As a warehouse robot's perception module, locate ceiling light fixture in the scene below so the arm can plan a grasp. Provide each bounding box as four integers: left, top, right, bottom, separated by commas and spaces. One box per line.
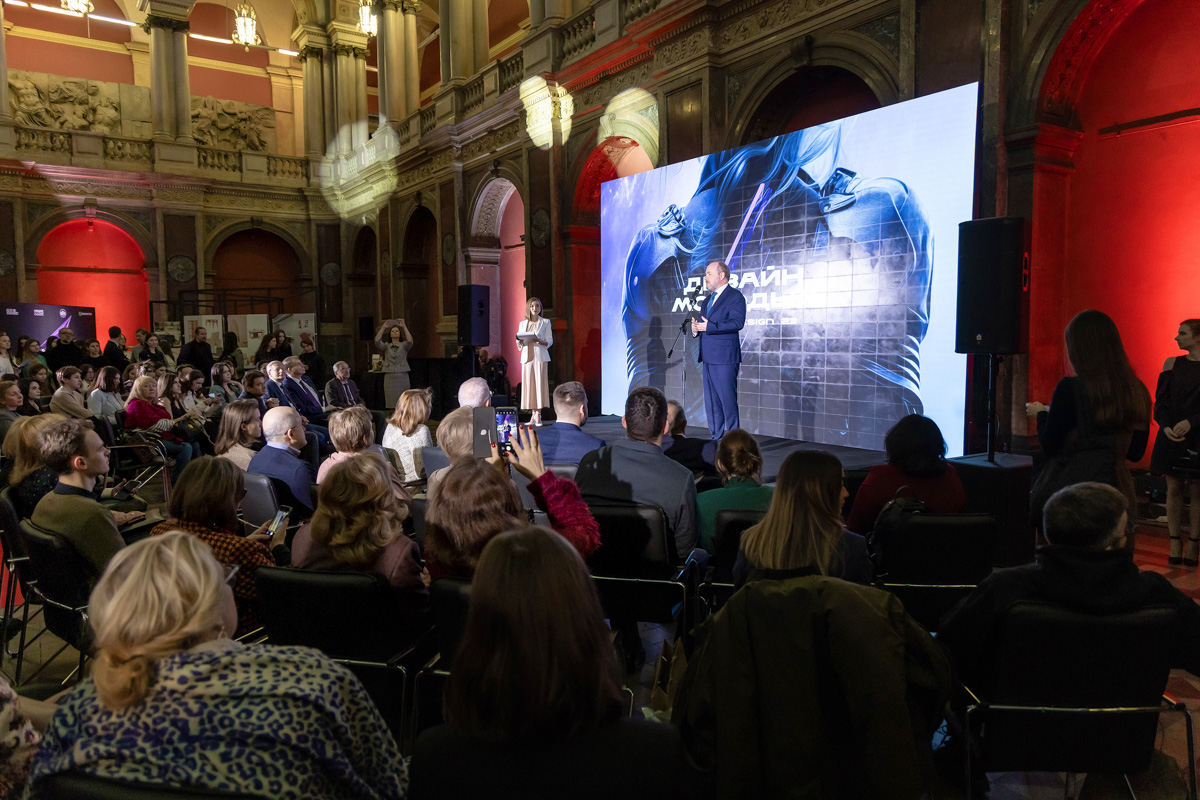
231, 2, 259, 50
358, 0, 377, 37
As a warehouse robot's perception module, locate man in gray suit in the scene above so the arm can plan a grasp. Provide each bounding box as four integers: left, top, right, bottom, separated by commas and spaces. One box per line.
575, 386, 698, 561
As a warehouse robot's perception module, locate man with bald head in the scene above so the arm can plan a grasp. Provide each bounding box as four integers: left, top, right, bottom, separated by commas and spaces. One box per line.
247, 406, 315, 517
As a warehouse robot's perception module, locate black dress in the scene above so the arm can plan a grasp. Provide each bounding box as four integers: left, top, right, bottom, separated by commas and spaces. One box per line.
1150, 357, 1200, 476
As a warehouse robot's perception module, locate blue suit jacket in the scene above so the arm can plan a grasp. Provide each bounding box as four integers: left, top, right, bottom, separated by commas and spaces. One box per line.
284, 375, 324, 418
537, 421, 605, 466
267, 380, 293, 408
247, 444, 315, 514
698, 286, 747, 365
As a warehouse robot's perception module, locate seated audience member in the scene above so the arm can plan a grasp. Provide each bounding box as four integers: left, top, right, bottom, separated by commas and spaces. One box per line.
457, 376, 491, 409
150, 457, 288, 637
696, 429, 774, 554
381, 387, 434, 482
410, 526, 694, 799
939, 481, 1200, 696
102, 325, 128, 372
27, 365, 52, 398
119, 364, 139, 396
576, 387, 698, 561
87, 367, 124, 426
317, 406, 410, 501
28, 532, 409, 798
272, 329, 293, 358
267, 360, 329, 448
732, 450, 873, 586
47, 329, 81, 371
0, 673, 42, 793
672, 542, 950, 799
127, 328, 149, 363
214, 399, 261, 471
298, 337, 327, 385
137, 333, 168, 366
30, 419, 126, 577
845, 413, 966, 535
537, 381, 604, 465
0, 331, 15, 379
124, 376, 200, 481
49, 367, 95, 423
661, 400, 718, 477
181, 369, 219, 420
425, 427, 600, 580
79, 364, 97, 394
156, 338, 177, 371
292, 456, 426, 614
248, 406, 316, 516
209, 362, 242, 408
15, 378, 42, 417
218, 331, 244, 376
17, 338, 45, 380
283, 356, 334, 423
0, 380, 21, 442
81, 338, 107, 372
3, 414, 68, 519
427, 405, 474, 496
325, 360, 364, 408
176, 327, 214, 384
237, 369, 276, 417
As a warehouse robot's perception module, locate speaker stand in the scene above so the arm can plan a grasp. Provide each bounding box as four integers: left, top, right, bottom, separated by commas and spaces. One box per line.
987, 353, 1003, 464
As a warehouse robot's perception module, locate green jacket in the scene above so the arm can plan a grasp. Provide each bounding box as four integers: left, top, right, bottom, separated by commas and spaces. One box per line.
673, 573, 951, 799
695, 478, 774, 554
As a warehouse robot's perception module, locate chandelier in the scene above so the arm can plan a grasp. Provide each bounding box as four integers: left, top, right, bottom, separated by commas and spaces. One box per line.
358, 0, 377, 37
60, 0, 94, 13
231, 2, 260, 49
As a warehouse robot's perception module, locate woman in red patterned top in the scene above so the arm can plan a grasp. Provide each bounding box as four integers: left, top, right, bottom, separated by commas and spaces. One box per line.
425, 426, 600, 580
150, 456, 288, 636
123, 376, 200, 481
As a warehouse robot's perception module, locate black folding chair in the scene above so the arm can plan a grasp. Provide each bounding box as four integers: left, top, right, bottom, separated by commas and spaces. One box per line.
31, 772, 266, 799
0, 487, 42, 682
546, 463, 578, 481
16, 520, 93, 685
874, 512, 997, 632
704, 508, 766, 612
240, 473, 284, 528
254, 566, 433, 746
964, 601, 1197, 799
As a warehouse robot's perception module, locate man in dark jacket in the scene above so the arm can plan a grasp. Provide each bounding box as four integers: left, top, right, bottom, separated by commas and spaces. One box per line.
939, 481, 1200, 695
102, 326, 129, 372
661, 400, 717, 477
538, 381, 604, 465
248, 406, 315, 517
177, 327, 214, 385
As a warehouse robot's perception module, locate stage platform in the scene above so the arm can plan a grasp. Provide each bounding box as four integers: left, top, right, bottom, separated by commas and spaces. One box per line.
579, 415, 886, 483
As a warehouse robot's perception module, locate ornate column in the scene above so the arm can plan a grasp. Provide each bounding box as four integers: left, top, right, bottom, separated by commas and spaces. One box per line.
321, 47, 337, 150
172, 24, 193, 143
333, 43, 355, 155
402, 0, 420, 114
472, 0, 488, 72
298, 46, 325, 157
0, 2, 12, 122
143, 15, 180, 139
378, 0, 404, 125
449, 0, 473, 79
353, 47, 369, 147
438, 0, 451, 84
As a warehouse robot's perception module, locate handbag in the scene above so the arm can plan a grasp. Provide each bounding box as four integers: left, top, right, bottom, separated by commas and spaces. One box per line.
869, 490, 931, 579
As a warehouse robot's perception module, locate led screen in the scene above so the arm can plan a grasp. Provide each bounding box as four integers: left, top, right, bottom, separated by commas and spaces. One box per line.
600, 83, 978, 454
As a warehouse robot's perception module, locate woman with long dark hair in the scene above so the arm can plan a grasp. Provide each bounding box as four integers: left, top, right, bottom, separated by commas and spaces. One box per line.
1150, 318, 1200, 566
16, 377, 43, 416
733, 450, 873, 586
219, 331, 244, 375
409, 526, 692, 797
1026, 310, 1151, 544
87, 366, 125, 425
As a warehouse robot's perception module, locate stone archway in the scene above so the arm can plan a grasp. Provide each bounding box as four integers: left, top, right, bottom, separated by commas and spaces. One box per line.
400, 205, 441, 356
467, 177, 524, 363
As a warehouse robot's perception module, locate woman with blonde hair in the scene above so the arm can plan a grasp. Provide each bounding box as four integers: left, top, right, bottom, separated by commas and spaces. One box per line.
381, 386, 434, 482
734, 450, 872, 586
516, 296, 552, 426
425, 426, 599, 580
124, 375, 199, 480
28, 532, 409, 798
317, 406, 411, 501
213, 399, 261, 471
293, 456, 426, 614
426, 404, 475, 497
696, 429, 774, 554
1, 413, 67, 519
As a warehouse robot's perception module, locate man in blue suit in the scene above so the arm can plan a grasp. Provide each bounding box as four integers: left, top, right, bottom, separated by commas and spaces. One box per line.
538, 381, 605, 465
282, 356, 333, 425
248, 406, 315, 517
691, 260, 746, 439
266, 360, 329, 449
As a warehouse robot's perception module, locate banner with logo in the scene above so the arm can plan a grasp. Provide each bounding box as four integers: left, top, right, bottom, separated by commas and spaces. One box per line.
1, 301, 98, 345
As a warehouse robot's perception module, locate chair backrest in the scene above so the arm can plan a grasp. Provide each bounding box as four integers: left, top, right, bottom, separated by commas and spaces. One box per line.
546, 463, 578, 481
711, 508, 767, 582
240, 472, 279, 527
430, 577, 471, 665
421, 446, 449, 476
0, 487, 34, 596
875, 512, 997, 584
32, 772, 265, 800
382, 446, 405, 476
586, 503, 673, 571
253, 566, 419, 662
983, 600, 1179, 773
17, 519, 93, 646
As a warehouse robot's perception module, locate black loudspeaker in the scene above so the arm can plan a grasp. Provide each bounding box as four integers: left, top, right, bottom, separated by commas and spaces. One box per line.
956, 217, 1031, 354
457, 284, 490, 347
358, 317, 374, 341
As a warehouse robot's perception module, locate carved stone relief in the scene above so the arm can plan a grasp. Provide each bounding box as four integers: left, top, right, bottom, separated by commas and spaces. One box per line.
191, 97, 277, 152
25, 201, 59, 229
7, 70, 150, 139
852, 12, 900, 61
727, 67, 758, 114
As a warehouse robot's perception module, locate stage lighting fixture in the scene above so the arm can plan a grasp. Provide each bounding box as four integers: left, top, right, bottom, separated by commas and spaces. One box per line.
59, 0, 92, 13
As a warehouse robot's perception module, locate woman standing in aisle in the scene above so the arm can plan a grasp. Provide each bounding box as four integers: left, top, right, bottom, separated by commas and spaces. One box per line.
1150, 318, 1200, 566
517, 297, 552, 427
374, 318, 414, 410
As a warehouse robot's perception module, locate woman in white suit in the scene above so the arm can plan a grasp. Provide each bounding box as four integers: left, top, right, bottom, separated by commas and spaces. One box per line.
517, 297, 552, 426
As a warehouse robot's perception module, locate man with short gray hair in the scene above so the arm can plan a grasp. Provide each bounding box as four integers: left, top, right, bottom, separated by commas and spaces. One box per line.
538, 381, 605, 464
325, 361, 364, 409
248, 406, 315, 516
457, 377, 491, 409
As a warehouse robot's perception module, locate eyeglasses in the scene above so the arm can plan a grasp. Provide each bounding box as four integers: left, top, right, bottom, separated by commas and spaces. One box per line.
223, 564, 240, 585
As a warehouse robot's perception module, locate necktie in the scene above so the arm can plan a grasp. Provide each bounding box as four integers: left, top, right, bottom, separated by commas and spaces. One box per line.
303, 380, 321, 407
342, 382, 351, 404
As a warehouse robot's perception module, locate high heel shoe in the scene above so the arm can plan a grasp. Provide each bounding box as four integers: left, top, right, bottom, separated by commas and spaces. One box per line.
1185, 536, 1200, 568
1169, 535, 1183, 566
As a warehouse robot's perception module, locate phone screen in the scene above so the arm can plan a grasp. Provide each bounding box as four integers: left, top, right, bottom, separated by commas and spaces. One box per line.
494, 409, 519, 454
267, 509, 288, 535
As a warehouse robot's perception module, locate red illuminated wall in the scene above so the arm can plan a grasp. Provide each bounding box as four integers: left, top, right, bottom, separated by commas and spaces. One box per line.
35, 219, 149, 341
1031, 0, 1200, 463
6, 0, 133, 85
210, 229, 307, 312
187, 2, 272, 107
498, 191, 526, 382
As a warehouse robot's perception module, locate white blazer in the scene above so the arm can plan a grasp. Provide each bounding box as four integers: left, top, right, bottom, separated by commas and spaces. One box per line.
518, 317, 553, 364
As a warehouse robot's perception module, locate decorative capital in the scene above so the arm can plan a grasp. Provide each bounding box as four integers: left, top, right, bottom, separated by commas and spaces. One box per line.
352, 46, 369, 59
332, 43, 357, 57
297, 45, 324, 61
378, 0, 404, 10
142, 14, 190, 33
401, 0, 420, 13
